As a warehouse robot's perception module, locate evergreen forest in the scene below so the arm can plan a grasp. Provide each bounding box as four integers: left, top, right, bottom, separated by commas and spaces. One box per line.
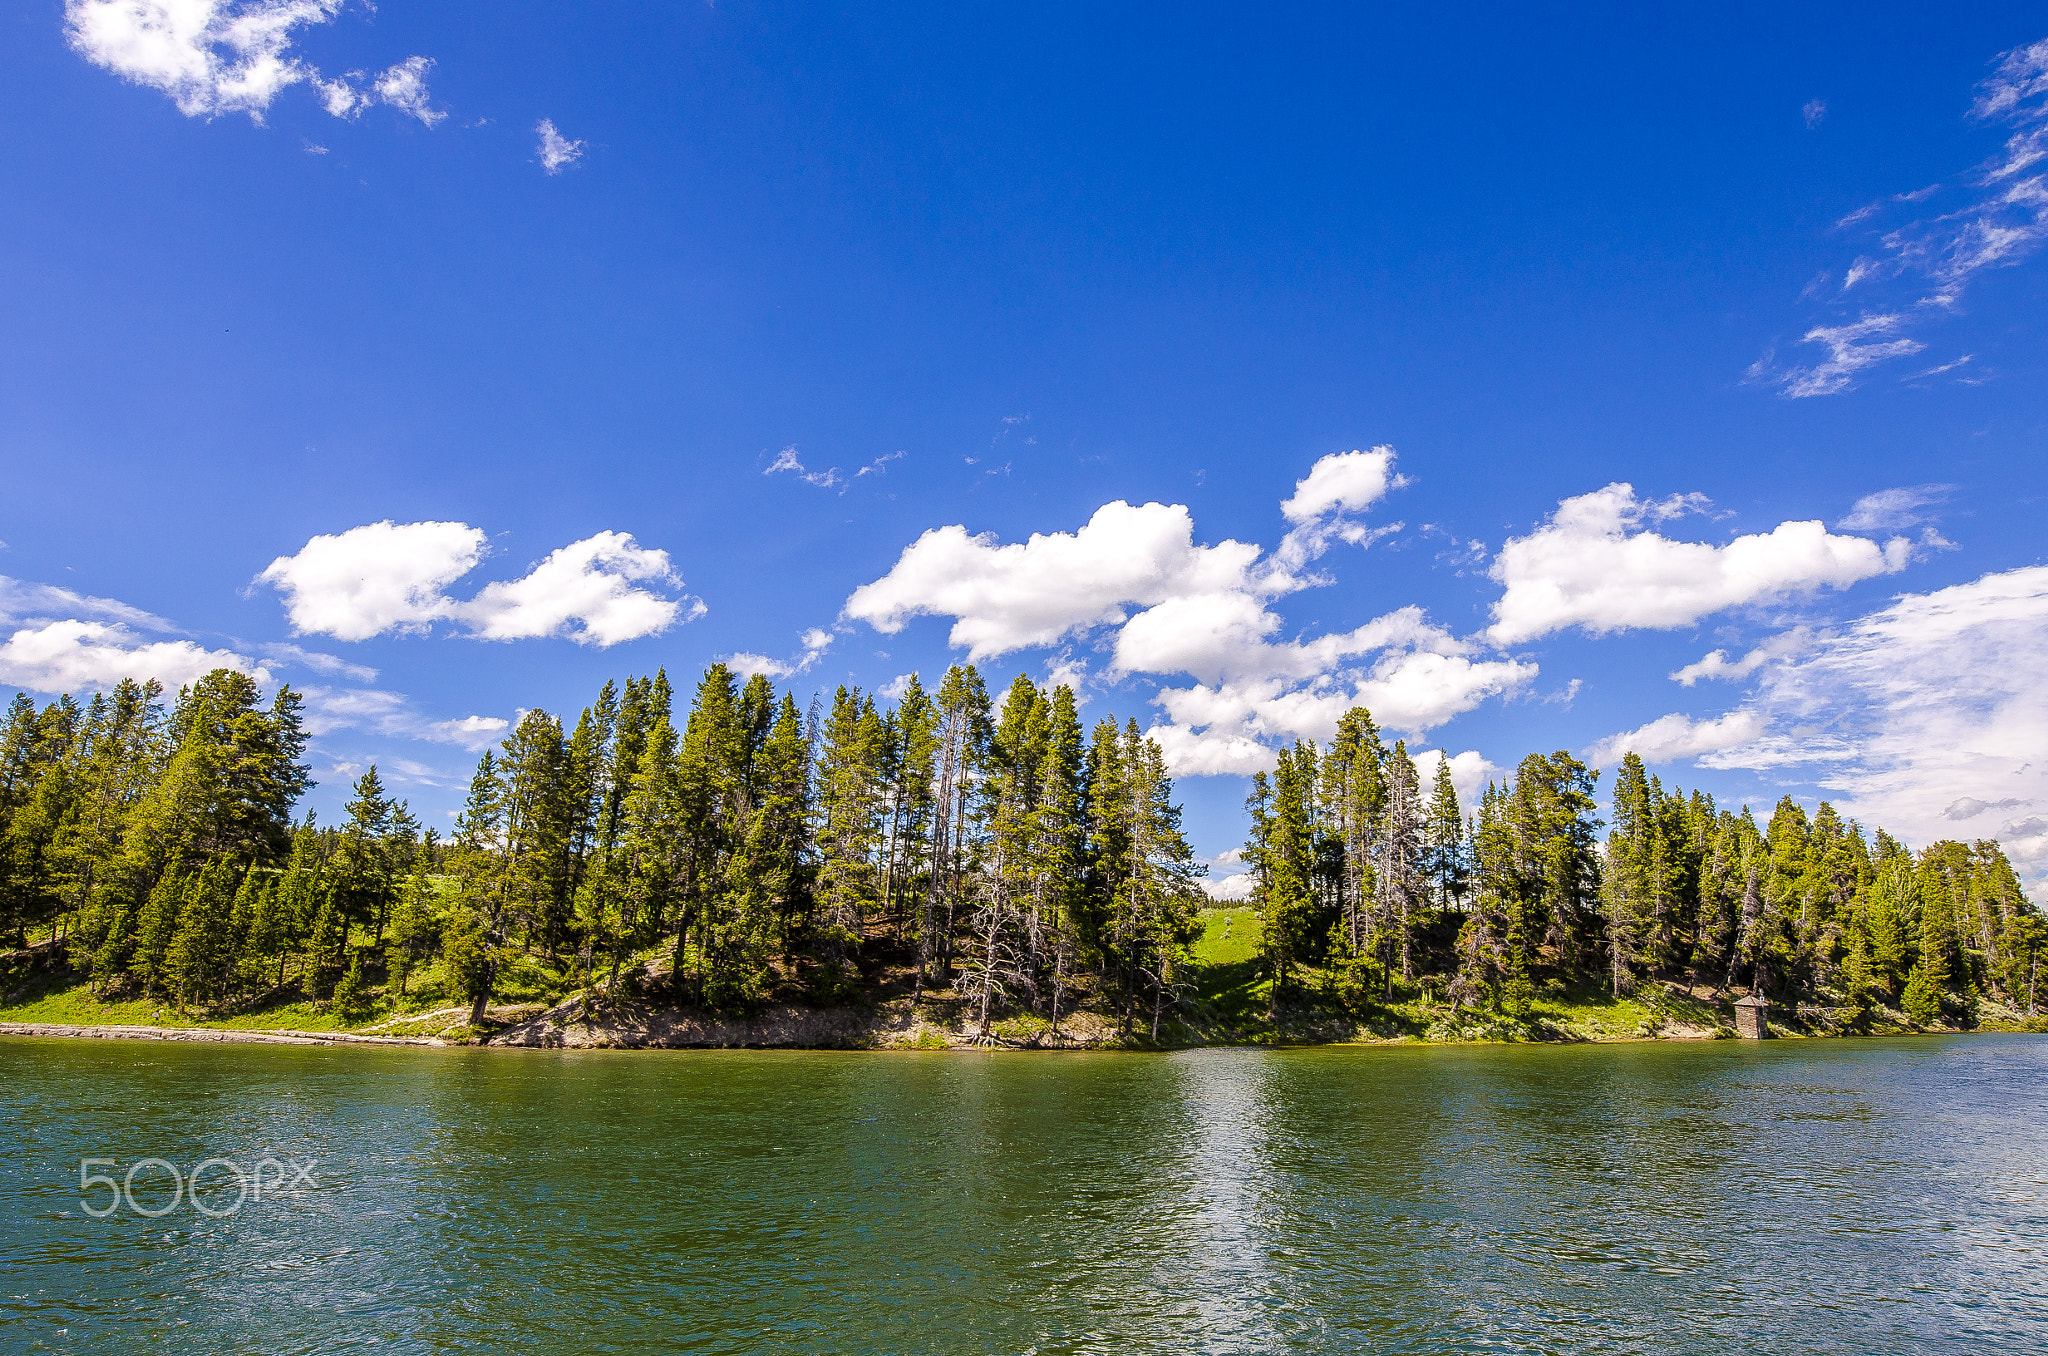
0, 664, 2042, 1043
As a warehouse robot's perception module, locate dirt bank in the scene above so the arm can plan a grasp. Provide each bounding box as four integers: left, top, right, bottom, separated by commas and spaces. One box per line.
0, 1021, 447, 1048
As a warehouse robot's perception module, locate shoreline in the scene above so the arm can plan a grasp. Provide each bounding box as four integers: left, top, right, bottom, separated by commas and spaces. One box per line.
1, 1016, 2021, 1053
0, 1021, 447, 1048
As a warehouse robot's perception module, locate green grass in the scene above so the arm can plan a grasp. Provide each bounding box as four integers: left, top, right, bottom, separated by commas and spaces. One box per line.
1190, 906, 1260, 967
0, 979, 348, 1032
0, 935, 612, 1036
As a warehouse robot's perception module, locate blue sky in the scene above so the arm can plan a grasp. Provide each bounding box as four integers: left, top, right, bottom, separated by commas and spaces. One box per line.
4, 2, 2047, 891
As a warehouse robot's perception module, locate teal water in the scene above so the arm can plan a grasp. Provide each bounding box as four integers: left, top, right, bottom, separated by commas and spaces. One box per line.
2, 1036, 2044, 1354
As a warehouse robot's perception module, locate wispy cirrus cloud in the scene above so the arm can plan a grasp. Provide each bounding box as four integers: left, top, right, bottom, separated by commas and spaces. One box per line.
1693, 565, 2048, 887
1837, 483, 1955, 532
0, 575, 176, 632
300, 685, 509, 752
1754, 34, 2048, 396
765, 446, 906, 493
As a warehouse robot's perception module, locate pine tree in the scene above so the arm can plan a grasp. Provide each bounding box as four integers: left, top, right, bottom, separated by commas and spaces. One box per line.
923, 665, 990, 993
166, 858, 239, 1009
134, 870, 183, 1000
329, 766, 398, 941
1250, 744, 1315, 1016
386, 839, 441, 998
1032, 684, 1088, 1035
814, 686, 885, 977
1423, 756, 1467, 909
1902, 958, 1944, 1027
305, 889, 347, 1001
332, 949, 374, 1026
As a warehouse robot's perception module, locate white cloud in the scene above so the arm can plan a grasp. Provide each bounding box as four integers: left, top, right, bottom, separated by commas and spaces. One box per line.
847, 451, 1533, 777
299, 686, 508, 752
1411, 747, 1501, 806
65, 1, 441, 126
1757, 35, 2048, 394
1487, 483, 1907, 644
257, 641, 377, 682
1838, 484, 1955, 531
847, 499, 1268, 660
1803, 98, 1827, 129
373, 55, 443, 126
767, 446, 909, 493
258, 520, 483, 641
1772, 315, 1926, 398
463, 532, 691, 645
1700, 565, 2048, 889
765, 446, 844, 490
1973, 38, 2048, 123
1583, 710, 1766, 768
259, 522, 697, 647
1670, 629, 1811, 686
432, 714, 511, 749
1043, 652, 1090, 695
1275, 446, 1408, 569
727, 627, 835, 681
1203, 871, 1256, 903
0, 619, 264, 693
0, 575, 174, 631
537, 118, 584, 173
1148, 649, 1533, 778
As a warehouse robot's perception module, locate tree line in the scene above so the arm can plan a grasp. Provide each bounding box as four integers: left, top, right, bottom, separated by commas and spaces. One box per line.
1243, 715, 2045, 1027
3, 667, 2041, 1035
0, 663, 1205, 1036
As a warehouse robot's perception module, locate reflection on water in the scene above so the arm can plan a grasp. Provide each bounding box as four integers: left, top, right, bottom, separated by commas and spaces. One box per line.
2, 1036, 2044, 1353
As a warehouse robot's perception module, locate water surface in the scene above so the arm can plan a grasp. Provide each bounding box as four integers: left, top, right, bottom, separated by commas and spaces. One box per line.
3, 1036, 2044, 1353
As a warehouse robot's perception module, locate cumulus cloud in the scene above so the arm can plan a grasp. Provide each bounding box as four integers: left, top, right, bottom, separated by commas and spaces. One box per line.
536, 118, 584, 173
1274, 446, 1407, 570
65, 1, 441, 125
0, 619, 264, 693
1700, 565, 2048, 887
1203, 870, 1256, 903
1583, 710, 1766, 768
462, 532, 694, 645
1487, 483, 1908, 644
846, 499, 1268, 660
258, 522, 698, 647
258, 520, 484, 641
1411, 748, 1502, 807
847, 450, 1523, 776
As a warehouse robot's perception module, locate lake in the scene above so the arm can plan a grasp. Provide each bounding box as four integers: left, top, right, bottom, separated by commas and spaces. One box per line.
2, 1035, 2044, 1353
